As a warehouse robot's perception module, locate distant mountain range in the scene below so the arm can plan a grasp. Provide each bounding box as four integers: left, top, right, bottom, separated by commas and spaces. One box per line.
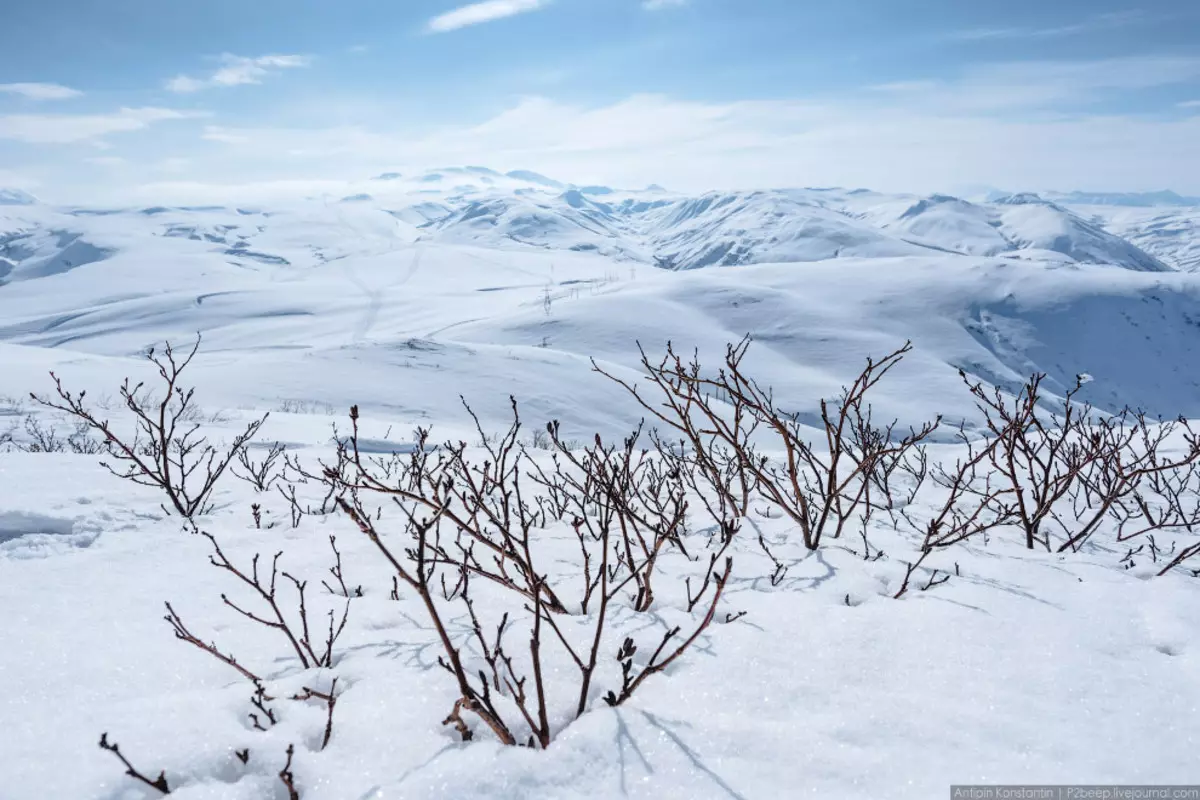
1046, 190, 1200, 207
3, 169, 1199, 278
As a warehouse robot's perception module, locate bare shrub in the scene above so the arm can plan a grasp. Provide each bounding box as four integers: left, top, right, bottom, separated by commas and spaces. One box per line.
190, 527, 348, 670
962, 372, 1110, 551
279, 744, 300, 800
594, 340, 761, 522
98, 733, 170, 795
83, 336, 1200, 796
274, 448, 347, 529
1, 396, 24, 451
234, 441, 286, 492
527, 426, 553, 450
328, 400, 732, 748
150, 522, 352, 778
600, 338, 938, 551
292, 679, 339, 751
1, 413, 107, 454
893, 428, 1014, 597
963, 372, 1200, 562
1063, 411, 1200, 553
528, 420, 689, 614
30, 336, 267, 517
277, 399, 335, 416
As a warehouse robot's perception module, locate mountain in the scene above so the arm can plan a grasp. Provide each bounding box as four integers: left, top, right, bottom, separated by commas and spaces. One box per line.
1076, 205, 1200, 273
1, 167, 1196, 421
421, 193, 646, 261
639, 191, 929, 268
842, 190, 1172, 271
987, 193, 1170, 272
0, 172, 1181, 289
1, 171, 1184, 284
878, 194, 1012, 256
1050, 189, 1200, 207
0, 188, 37, 206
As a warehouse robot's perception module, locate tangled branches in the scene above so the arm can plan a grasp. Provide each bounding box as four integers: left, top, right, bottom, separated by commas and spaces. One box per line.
31, 335, 266, 517
327, 399, 731, 748
598, 338, 939, 550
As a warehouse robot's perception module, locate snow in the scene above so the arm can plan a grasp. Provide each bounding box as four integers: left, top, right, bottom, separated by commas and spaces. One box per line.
0, 187, 39, 206
3, 167, 1200, 799
3, 427, 1199, 799
1073, 204, 1200, 273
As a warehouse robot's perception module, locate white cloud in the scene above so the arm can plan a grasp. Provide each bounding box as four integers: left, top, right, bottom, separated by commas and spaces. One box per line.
427, 0, 550, 33
166, 54, 311, 93
28, 55, 1200, 202
0, 83, 83, 101
1179, 100, 1200, 109
949, 10, 1153, 41
643, 0, 688, 9
0, 107, 205, 144
170, 91, 1200, 199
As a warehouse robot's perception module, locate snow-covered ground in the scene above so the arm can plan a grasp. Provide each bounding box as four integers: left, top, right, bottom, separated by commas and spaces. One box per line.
2, 170, 1200, 799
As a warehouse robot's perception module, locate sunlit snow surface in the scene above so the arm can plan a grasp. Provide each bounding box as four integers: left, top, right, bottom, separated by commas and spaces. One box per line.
2, 171, 1199, 799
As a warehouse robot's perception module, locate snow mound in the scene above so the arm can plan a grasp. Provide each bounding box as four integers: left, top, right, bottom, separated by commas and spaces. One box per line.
0, 509, 97, 558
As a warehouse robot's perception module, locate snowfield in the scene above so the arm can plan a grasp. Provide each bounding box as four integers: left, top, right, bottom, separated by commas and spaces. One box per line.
2, 170, 1200, 800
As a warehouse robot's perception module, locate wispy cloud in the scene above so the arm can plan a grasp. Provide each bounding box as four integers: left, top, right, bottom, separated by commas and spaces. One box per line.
0, 107, 205, 144
0, 83, 83, 101
1179, 100, 1200, 109
643, 0, 688, 9
166, 54, 311, 93
870, 56, 1200, 112
949, 10, 1152, 41
123, 92, 1200, 203
28, 55, 1200, 202
427, 0, 550, 33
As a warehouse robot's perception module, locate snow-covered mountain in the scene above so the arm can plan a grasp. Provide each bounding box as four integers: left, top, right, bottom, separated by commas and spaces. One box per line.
1047, 189, 1200, 207
0, 187, 38, 206
2, 170, 1183, 279
1, 167, 1199, 424
1072, 205, 1200, 273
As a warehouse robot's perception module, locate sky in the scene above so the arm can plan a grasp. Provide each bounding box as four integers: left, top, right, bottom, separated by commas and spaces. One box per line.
0, 0, 1198, 203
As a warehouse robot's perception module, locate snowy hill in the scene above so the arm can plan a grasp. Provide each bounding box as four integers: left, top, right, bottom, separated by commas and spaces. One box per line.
1, 171, 1178, 278
843, 190, 1173, 270
0, 187, 38, 206
636, 190, 929, 268
0, 170, 1196, 424
1072, 204, 1200, 273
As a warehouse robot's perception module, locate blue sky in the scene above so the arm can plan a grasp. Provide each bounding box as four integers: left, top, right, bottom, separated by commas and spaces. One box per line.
1, 0, 1198, 201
